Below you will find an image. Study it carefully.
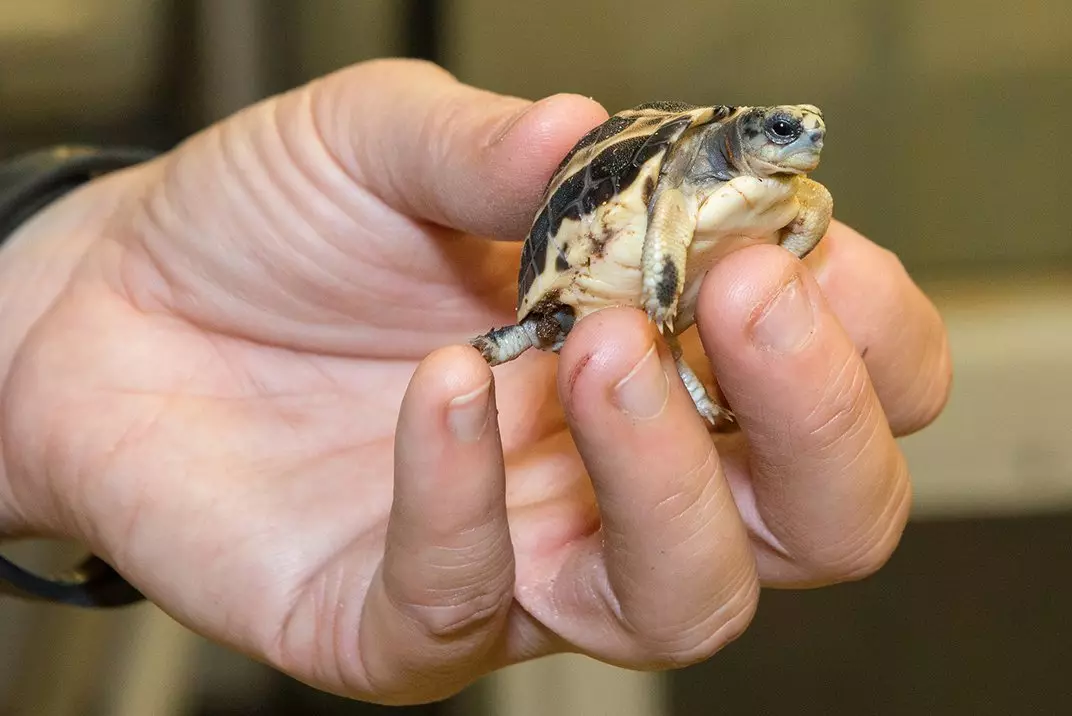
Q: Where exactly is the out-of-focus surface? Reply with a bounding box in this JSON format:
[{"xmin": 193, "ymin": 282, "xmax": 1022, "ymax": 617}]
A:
[
  {"xmin": 0, "ymin": 1, "xmax": 1069, "ymax": 714},
  {"xmin": 902, "ymin": 275, "xmax": 1072, "ymax": 518},
  {"xmin": 0, "ymin": 1, "xmax": 167, "ymax": 125},
  {"xmin": 444, "ymin": 0, "xmax": 1072, "ymax": 278}
]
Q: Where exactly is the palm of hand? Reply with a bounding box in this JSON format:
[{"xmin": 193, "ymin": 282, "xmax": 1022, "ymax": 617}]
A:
[
  {"xmin": 3, "ymin": 142, "xmax": 613, "ymax": 690},
  {"xmin": 0, "ymin": 60, "xmax": 946, "ymax": 705}
]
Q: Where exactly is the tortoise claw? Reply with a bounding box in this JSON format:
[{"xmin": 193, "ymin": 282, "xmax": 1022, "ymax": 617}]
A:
[{"xmin": 645, "ymin": 298, "xmax": 677, "ymax": 336}]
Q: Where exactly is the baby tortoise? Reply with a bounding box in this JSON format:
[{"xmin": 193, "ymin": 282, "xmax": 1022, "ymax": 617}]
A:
[{"xmin": 471, "ymin": 101, "xmax": 832, "ymax": 425}]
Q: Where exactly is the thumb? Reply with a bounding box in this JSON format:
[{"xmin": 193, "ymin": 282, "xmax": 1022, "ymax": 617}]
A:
[{"xmin": 311, "ymin": 58, "xmax": 609, "ymax": 239}]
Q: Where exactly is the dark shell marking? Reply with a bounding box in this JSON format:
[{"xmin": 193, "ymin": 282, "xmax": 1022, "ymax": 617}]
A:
[
  {"xmin": 550, "ymin": 114, "xmax": 638, "ymax": 179},
  {"xmin": 517, "ymin": 102, "xmax": 735, "ymax": 313}
]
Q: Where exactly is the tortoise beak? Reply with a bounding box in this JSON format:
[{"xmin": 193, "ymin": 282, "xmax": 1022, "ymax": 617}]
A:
[
  {"xmin": 784, "ymin": 127, "xmax": 824, "ymax": 171},
  {"xmin": 807, "ymin": 128, "xmax": 825, "ymax": 151}
]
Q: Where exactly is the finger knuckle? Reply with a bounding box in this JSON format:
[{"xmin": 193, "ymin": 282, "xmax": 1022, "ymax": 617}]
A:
[
  {"xmin": 649, "ymin": 446, "xmax": 722, "ymax": 527},
  {"xmin": 804, "ymin": 353, "xmax": 876, "ymax": 455},
  {"xmin": 397, "ymin": 587, "xmax": 513, "ymax": 641},
  {"xmin": 388, "ymin": 547, "xmax": 516, "ymax": 641},
  {"xmin": 899, "ymin": 316, "xmax": 954, "ymax": 436},
  {"xmin": 812, "ymin": 456, "xmax": 913, "ymax": 583},
  {"xmin": 876, "ymin": 247, "xmax": 954, "ymax": 433},
  {"xmin": 635, "ymin": 563, "xmax": 760, "ymax": 668}
]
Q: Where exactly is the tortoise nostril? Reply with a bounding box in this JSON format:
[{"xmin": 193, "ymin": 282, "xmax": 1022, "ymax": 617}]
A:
[{"xmin": 808, "ymin": 129, "xmax": 824, "ymax": 145}]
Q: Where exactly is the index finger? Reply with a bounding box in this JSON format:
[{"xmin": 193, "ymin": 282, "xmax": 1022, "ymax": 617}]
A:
[
  {"xmin": 546, "ymin": 307, "xmax": 759, "ymax": 667},
  {"xmin": 310, "ymin": 58, "xmax": 609, "ymax": 239}
]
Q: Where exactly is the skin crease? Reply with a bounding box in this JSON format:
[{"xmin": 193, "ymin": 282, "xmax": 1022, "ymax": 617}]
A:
[{"xmin": 0, "ymin": 59, "xmax": 951, "ymax": 704}]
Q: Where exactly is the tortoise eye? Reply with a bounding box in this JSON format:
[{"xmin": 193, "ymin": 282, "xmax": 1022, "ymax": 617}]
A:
[
  {"xmin": 763, "ymin": 115, "xmax": 801, "ymax": 144},
  {"xmin": 771, "ymin": 120, "xmax": 794, "ymax": 137}
]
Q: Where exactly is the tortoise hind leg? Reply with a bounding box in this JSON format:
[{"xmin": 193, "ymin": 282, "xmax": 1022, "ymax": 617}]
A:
[
  {"xmin": 470, "ymin": 304, "xmax": 576, "ymax": 365},
  {"xmin": 470, "ymin": 320, "xmax": 539, "ymax": 365},
  {"xmin": 665, "ymin": 334, "xmax": 735, "ymax": 426}
]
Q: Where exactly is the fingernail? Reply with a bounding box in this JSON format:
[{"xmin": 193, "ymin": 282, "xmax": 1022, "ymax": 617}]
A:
[
  {"xmin": 448, "ymin": 380, "xmax": 492, "ymax": 442},
  {"xmin": 750, "ymin": 272, "xmax": 815, "ymax": 353},
  {"xmin": 614, "ymin": 343, "xmax": 669, "ymax": 420}
]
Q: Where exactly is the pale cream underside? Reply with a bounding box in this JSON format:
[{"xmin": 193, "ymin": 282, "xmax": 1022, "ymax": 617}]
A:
[{"xmin": 520, "ymin": 167, "xmax": 804, "ymax": 336}]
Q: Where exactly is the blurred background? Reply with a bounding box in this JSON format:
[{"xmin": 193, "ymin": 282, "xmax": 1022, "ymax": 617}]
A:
[{"xmin": 1, "ymin": 1, "xmax": 1070, "ymax": 714}]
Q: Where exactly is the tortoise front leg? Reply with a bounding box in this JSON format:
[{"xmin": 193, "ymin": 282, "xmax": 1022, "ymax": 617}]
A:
[
  {"xmin": 779, "ymin": 177, "xmax": 833, "ymax": 258},
  {"xmin": 641, "ymin": 187, "xmax": 697, "ymax": 333}
]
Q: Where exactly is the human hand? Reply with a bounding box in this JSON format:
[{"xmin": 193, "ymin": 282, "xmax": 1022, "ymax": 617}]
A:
[{"xmin": 0, "ymin": 59, "xmax": 950, "ymax": 704}]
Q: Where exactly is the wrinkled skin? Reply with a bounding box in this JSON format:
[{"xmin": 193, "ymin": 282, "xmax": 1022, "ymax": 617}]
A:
[{"xmin": 0, "ymin": 60, "xmax": 951, "ymax": 704}]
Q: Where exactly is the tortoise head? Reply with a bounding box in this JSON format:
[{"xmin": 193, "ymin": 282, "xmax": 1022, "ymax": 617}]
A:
[{"xmin": 733, "ymin": 105, "xmax": 826, "ymax": 175}]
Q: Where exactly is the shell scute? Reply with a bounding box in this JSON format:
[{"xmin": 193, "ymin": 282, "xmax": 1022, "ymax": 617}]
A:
[
  {"xmin": 551, "ymin": 113, "xmax": 639, "ymax": 179},
  {"xmin": 632, "ymin": 115, "xmax": 694, "ymax": 167},
  {"xmin": 631, "ymin": 100, "xmax": 697, "ymax": 113},
  {"xmin": 516, "ymin": 103, "xmax": 735, "ymax": 315}
]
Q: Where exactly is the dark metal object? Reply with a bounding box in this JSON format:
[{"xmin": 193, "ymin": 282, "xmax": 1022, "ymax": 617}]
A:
[
  {"xmin": 0, "ymin": 552, "xmax": 144, "ymax": 608},
  {"xmin": 0, "ymin": 145, "xmax": 155, "ymax": 609},
  {"xmin": 0, "ymin": 145, "xmax": 158, "ymax": 239}
]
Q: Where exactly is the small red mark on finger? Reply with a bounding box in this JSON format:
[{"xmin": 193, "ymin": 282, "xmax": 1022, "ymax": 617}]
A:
[{"xmin": 566, "ymin": 353, "xmax": 593, "ymax": 395}]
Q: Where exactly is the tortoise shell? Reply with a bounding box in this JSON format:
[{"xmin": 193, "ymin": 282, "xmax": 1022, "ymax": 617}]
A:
[{"xmin": 515, "ymin": 101, "xmax": 735, "ymax": 320}]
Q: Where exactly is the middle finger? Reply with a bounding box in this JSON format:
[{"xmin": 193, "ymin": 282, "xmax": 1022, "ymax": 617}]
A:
[{"xmin": 545, "ymin": 307, "xmax": 759, "ymax": 667}]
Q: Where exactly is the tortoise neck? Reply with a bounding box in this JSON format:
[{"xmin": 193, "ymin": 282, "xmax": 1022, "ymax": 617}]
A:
[
  {"xmin": 686, "ymin": 123, "xmax": 739, "ymax": 183},
  {"xmin": 716, "ymin": 121, "xmax": 748, "ymax": 179}
]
